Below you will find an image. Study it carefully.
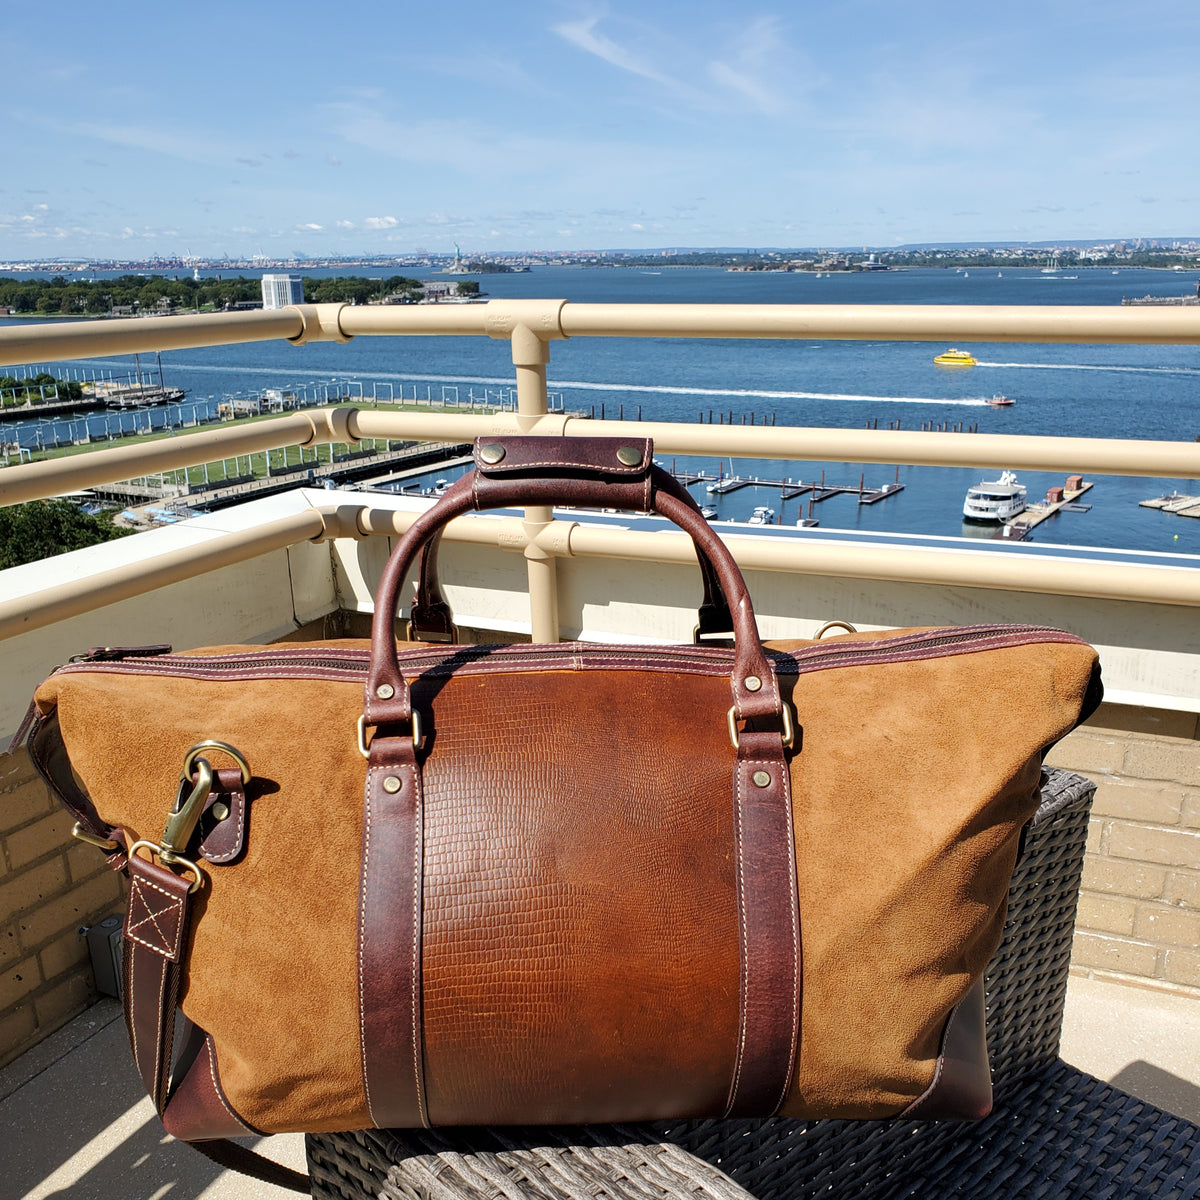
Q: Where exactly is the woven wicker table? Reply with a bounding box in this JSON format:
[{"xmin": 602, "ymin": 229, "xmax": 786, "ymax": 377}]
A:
[{"xmin": 307, "ymin": 770, "xmax": 1200, "ymax": 1200}]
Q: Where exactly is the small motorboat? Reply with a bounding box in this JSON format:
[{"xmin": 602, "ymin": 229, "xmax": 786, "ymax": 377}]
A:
[
  {"xmin": 700, "ymin": 505, "xmax": 718, "ymax": 520},
  {"xmin": 987, "ymin": 394, "xmax": 1014, "ymax": 407},
  {"xmin": 747, "ymin": 505, "xmax": 776, "ymax": 525}
]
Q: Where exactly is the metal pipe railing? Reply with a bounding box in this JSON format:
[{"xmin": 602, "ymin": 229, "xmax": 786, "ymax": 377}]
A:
[
  {"xmin": 0, "ymin": 308, "xmax": 305, "ymax": 368},
  {"xmin": 4, "ymin": 408, "xmax": 1199, "ymax": 512},
  {"xmin": 0, "ymin": 510, "xmax": 326, "ymax": 641},
  {"xmin": 5, "ymin": 500, "xmax": 1198, "ymax": 645},
  {"xmin": 348, "ymin": 412, "xmax": 1200, "ymax": 478},
  {"xmin": 2, "ymin": 301, "xmax": 1198, "ymax": 645},
  {"xmin": 3, "ymin": 300, "xmax": 1199, "ymax": 374},
  {"xmin": 0, "ymin": 410, "xmax": 354, "ymax": 508},
  {"xmin": 554, "ymin": 302, "xmax": 1200, "ymax": 343}
]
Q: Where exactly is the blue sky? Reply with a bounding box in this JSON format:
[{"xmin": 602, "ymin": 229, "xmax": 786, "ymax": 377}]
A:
[{"xmin": 2, "ymin": 1, "xmax": 1197, "ymax": 258}]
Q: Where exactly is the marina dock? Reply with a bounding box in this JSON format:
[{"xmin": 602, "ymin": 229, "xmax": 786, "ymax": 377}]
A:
[
  {"xmin": 997, "ymin": 480, "xmax": 1094, "ymax": 540},
  {"xmin": 676, "ymin": 469, "xmax": 904, "ymax": 506},
  {"xmin": 1140, "ymin": 492, "xmax": 1200, "ymax": 519}
]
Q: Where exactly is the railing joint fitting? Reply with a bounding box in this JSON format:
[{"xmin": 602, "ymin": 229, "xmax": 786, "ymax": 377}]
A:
[{"xmin": 288, "ymin": 304, "xmax": 353, "ymax": 345}]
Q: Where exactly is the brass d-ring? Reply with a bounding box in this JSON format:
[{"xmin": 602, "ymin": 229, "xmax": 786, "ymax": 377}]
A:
[
  {"xmin": 815, "ymin": 619, "xmax": 858, "ymax": 639},
  {"xmin": 180, "ymin": 740, "xmax": 251, "ymax": 786}
]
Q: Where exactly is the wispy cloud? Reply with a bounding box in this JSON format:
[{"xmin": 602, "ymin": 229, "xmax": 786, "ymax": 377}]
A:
[
  {"xmin": 553, "ymin": 16, "xmax": 680, "ymax": 89},
  {"xmin": 707, "ymin": 17, "xmax": 787, "ymax": 116},
  {"xmin": 46, "ymin": 116, "xmax": 237, "ymax": 166}
]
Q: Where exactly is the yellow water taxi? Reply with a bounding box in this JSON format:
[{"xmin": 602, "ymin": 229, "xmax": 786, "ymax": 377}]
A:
[{"xmin": 934, "ymin": 348, "xmax": 977, "ymax": 367}]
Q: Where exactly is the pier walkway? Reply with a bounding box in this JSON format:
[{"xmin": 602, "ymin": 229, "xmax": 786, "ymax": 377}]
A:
[
  {"xmin": 999, "ymin": 480, "xmax": 1094, "ymax": 541},
  {"xmin": 674, "ymin": 470, "xmax": 904, "ymax": 505}
]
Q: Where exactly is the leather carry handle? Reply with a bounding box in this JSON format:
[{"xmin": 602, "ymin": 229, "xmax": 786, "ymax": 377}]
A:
[
  {"xmin": 407, "ymin": 471, "xmax": 736, "ymax": 643},
  {"xmin": 366, "ymin": 436, "xmax": 787, "ymax": 731}
]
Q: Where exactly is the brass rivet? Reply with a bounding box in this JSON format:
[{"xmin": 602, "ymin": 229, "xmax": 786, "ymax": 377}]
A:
[
  {"xmin": 211, "ymin": 802, "xmax": 230, "ymax": 821},
  {"xmin": 376, "ymin": 683, "xmax": 395, "ymax": 700},
  {"xmin": 383, "ymin": 776, "xmax": 402, "ymax": 794},
  {"xmin": 752, "ymin": 771, "xmax": 772, "ymax": 788},
  {"xmin": 479, "ymin": 443, "xmax": 506, "ymax": 464},
  {"xmin": 744, "ymin": 676, "xmax": 762, "ymax": 692},
  {"xmin": 616, "ymin": 445, "xmax": 642, "ymax": 466}
]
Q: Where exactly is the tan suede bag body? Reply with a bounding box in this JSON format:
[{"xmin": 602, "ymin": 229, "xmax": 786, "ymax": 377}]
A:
[{"xmin": 28, "ymin": 437, "xmax": 1101, "ymax": 1152}]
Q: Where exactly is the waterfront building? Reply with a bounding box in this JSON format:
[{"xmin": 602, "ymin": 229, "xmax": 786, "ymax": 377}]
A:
[{"xmin": 261, "ymin": 273, "xmax": 305, "ymax": 309}]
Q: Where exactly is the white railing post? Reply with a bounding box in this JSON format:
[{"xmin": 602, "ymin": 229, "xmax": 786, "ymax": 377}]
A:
[{"xmin": 487, "ymin": 301, "xmax": 569, "ymax": 644}]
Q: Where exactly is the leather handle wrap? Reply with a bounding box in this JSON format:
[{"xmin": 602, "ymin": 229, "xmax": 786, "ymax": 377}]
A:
[{"xmin": 366, "ymin": 436, "xmax": 785, "ymax": 729}]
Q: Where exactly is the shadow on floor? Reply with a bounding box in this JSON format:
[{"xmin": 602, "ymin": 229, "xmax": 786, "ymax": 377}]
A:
[{"xmin": 1111, "ymin": 1060, "xmax": 1200, "ymax": 1125}]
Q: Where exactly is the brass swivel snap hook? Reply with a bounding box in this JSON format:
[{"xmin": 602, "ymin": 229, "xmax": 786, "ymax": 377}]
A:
[
  {"xmin": 161, "ymin": 757, "xmax": 215, "ymax": 863},
  {"xmin": 130, "ymin": 741, "xmax": 252, "ymax": 894},
  {"xmin": 162, "ymin": 740, "xmax": 251, "ymax": 860}
]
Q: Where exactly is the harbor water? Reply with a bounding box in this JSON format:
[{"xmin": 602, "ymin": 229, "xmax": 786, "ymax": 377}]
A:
[{"xmin": 3, "ymin": 267, "xmax": 1199, "ymax": 555}]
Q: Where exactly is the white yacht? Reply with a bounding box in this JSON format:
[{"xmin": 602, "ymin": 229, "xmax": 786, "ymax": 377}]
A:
[
  {"xmin": 747, "ymin": 505, "xmax": 776, "ymax": 525},
  {"xmin": 963, "ymin": 471, "xmax": 1027, "ymax": 523}
]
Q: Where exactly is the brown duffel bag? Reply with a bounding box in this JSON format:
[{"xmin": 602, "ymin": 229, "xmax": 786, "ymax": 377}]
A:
[{"xmin": 26, "ymin": 437, "xmax": 1101, "ymax": 1165}]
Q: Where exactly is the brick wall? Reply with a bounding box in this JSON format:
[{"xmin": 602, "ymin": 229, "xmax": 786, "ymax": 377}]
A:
[
  {"xmin": 0, "ymin": 747, "xmax": 124, "ymax": 1069},
  {"xmin": 1046, "ymin": 703, "xmax": 1200, "ymax": 997}
]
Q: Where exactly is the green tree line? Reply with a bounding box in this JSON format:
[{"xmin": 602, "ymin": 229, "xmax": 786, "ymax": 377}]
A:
[
  {"xmin": 0, "ymin": 274, "xmax": 426, "ymax": 315},
  {"xmin": 0, "ymin": 499, "xmax": 131, "ymax": 568}
]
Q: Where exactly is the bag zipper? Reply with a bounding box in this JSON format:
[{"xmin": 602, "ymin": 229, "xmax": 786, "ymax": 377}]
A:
[{"xmin": 49, "ymin": 624, "xmax": 1088, "ymax": 685}]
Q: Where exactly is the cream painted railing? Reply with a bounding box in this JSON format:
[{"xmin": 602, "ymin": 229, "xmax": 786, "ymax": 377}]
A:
[{"xmin": 2, "ymin": 301, "xmax": 1199, "ymax": 643}]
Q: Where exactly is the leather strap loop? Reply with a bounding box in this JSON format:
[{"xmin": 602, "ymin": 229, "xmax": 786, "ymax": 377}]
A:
[
  {"xmin": 724, "ymin": 729, "xmax": 802, "ymax": 1116},
  {"xmin": 358, "ymin": 736, "xmax": 430, "ymax": 1129}
]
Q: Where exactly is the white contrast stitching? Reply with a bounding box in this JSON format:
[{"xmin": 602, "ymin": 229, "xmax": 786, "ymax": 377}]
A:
[
  {"xmin": 773, "ymin": 753, "xmax": 802, "ymax": 1114},
  {"xmin": 204, "ymin": 788, "xmax": 247, "ymax": 864},
  {"xmin": 726, "ymin": 758, "xmax": 750, "ymax": 1115},
  {"xmin": 358, "ymin": 768, "xmax": 376, "ymax": 1126},
  {"xmin": 206, "ymin": 1038, "xmax": 255, "ymax": 1132},
  {"xmin": 126, "ymin": 876, "xmax": 183, "ymax": 957},
  {"xmin": 410, "ymin": 760, "xmax": 428, "ymax": 1128}
]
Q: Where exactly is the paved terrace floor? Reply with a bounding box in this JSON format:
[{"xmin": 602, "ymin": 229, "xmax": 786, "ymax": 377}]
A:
[{"xmin": 2, "ymin": 976, "xmax": 1198, "ymax": 1200}]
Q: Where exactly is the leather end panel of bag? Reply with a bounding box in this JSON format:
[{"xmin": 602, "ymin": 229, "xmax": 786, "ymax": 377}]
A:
[
  {"xmin": 163, "ymin": 1034, "xmax": 262, "ymax": 1141},
  {"xmin": 27, "ymin": 708, "xmax": 113, "ymax": 846},
  {"xmin": 899, "ymin": 973, "xmax": 992, "ymax": 1120}
]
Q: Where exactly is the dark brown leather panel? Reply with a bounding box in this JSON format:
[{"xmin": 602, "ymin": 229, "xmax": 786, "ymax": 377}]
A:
[
  {"xmin": 419, "ymin": 667, "xmax": 742, "ymax": 1125},
  {"xmin": 359, "ymin": 735, "xmax": 429, "ymax": 1129},
  {"xmin": 901, "ymin": 974, "xmax": 992, "ymax": 1119},
  {"xmin": 163, "ymin": 1034, "xmax": 261, "ymax": 1139},
  {"xmin": 28, "ymin": 710, "xmax": 116, "ymax": 851},
  {"xmin": 724, "ymin": 729, "xmax": 802, "ymax": 1117}
]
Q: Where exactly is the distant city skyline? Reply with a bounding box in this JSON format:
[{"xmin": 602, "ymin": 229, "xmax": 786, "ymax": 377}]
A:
[{"xmin": 3, "ymin": 1, "xmax": 1198, "ymax": 259}]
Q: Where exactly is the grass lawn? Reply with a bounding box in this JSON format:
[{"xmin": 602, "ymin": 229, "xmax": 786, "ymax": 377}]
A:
[{"xmin": 2, "ymin": 399, "xmax": 497, "ymax": 480}]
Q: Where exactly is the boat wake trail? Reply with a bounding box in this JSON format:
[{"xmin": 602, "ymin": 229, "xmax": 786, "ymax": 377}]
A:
[
  {"xmin": 978, "ymin": 361, "xmax": 1200, "ymax": 377},
  {"xmin": 89, "ymin": 361, "xmax": 986, "ymax": 407},
  {"xmin": 548, "ymin": 380, "xmax": 986, "ymax": 406}
]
